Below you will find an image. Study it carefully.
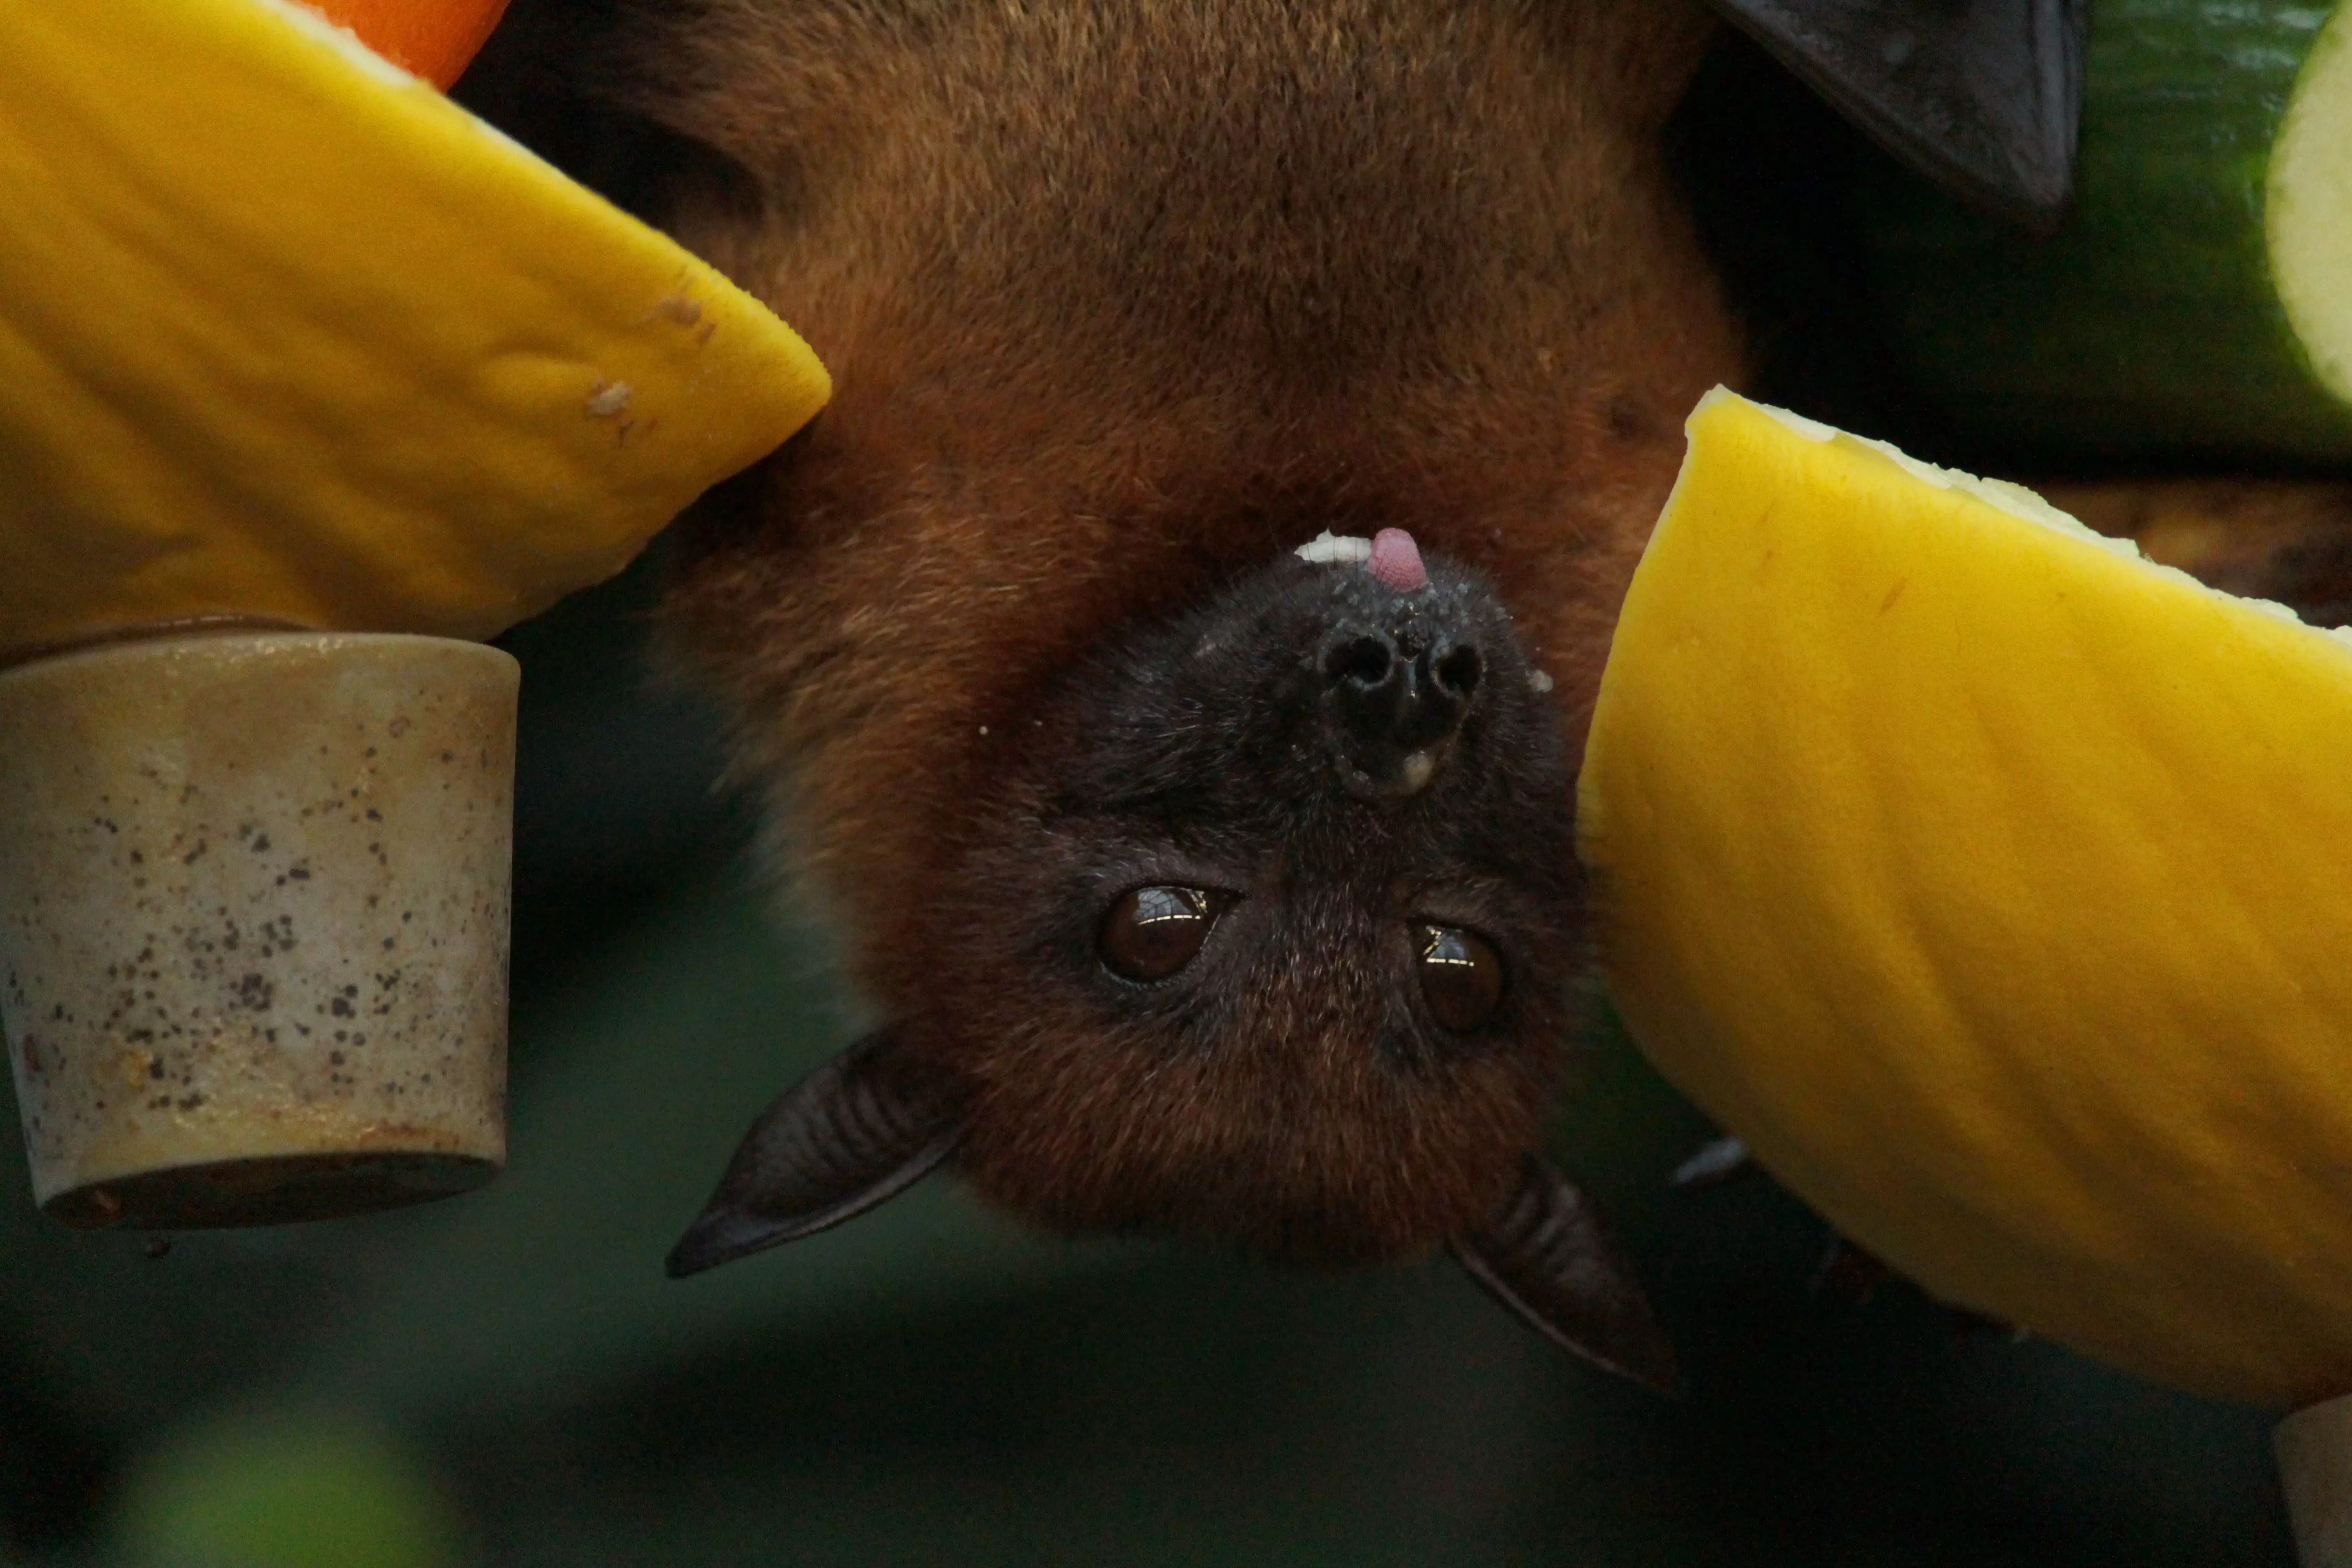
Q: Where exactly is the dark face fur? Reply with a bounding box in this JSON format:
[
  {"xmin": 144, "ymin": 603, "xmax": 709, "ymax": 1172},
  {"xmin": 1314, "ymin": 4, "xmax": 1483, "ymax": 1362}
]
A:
[
  {"xmin": 921, "ymin": 548, "xmax": 1578, "ymax": 1263},
  {"xmin": 534, "ymin": 0, "xmax": 1746, "ymax": 1383}
]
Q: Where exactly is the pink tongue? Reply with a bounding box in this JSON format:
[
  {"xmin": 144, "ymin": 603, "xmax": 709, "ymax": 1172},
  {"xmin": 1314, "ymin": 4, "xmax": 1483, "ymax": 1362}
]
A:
[{"xmin": 1369, "ymin": 528, "xmax": 1427, "ymax": 592}]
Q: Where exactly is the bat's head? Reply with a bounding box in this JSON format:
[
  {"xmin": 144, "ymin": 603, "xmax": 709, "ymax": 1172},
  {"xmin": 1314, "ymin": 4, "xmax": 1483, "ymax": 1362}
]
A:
[
  {"xmin": 671, "ymin": 530, "xmax": 1679, "ymax": 1391},
  {"xmin": 929, "ymin": 528, "xmax": 1577, "ymax": 1263}
]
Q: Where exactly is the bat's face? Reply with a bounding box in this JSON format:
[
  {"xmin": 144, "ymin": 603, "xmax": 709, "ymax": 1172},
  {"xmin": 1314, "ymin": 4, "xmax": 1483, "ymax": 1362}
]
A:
[
  {"xmin": 908, "ymin": 538, "xmax": 1580, "ymax": 1262},
  {"xmin": 668, "ymin": 527, "xmax": 1677, "ymax": 1386}
]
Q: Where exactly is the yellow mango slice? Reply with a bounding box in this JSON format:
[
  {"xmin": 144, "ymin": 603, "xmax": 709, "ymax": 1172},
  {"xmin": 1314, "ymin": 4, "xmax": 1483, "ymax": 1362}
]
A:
[
  {"xmin": 1579, "ymin": 388, "xmax": 2352, "ymax": 1406},
  {"xmin": 0, "ymin": 0, "xmax": 829, "ymax": 656}
]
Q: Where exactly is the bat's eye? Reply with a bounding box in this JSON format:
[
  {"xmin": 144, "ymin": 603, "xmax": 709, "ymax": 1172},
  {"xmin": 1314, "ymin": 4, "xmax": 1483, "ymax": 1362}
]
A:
[
  {"xmin": 1416, "ymin": 923, "xmax": 1504, "ymax": 1031},
  {"xmin": 1100, "ymin": 886, "xmax": 1228, "ymax": 983}
]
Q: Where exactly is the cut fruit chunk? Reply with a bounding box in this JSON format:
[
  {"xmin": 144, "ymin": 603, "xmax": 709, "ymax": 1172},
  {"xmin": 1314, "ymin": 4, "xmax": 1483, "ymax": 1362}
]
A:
[
  {"xmin": 2273, "ymin": 0, "xmax": 2352, "ymax": 421},
  {"xmin": 1578, "ymin": 388, "xmax": 2352, "ymax": 1406},
  {"xmin": 0, "ymin": 0, "xmax": 830, "ymax": 657}
]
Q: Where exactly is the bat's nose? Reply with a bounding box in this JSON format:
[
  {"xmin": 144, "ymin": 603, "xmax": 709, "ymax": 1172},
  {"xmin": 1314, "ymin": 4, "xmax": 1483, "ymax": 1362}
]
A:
[{"xmin": 1318, "ymin": 623, "xmax": 1483, "ymax": 798}]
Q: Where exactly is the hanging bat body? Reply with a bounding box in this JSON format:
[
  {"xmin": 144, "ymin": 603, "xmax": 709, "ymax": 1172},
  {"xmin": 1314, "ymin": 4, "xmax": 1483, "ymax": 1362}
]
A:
[{"xmin": 485, "ymin": 0, "xmax": 2087, "ymax": 1388}]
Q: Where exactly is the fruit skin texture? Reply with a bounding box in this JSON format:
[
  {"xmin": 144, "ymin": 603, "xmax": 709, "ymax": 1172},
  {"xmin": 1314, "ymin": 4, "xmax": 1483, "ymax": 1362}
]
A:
[
  {"xmin": 0, "ymin": 0, "xmax": 830, "ymax": 657},
  {"xmin": 1579, "ymin": 389, "xmax": 2352, "ymax": 1406},
  {"xmin": 299, "ymin": 0, "xmax": 510, "ymax": 88}
]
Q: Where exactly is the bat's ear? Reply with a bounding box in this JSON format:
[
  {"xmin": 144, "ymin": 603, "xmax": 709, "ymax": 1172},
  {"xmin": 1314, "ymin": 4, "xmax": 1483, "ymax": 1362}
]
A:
[
  {"xmin": 666, "ymin": 1028, "xmax": 964, "ymax": 1279},
  {"xmin": 1703, "ymin": 0, "xmax": 2088, "ymax": 231},
  {"xmin": 1451, "ymin": 1154, "xmax": 1681, "ymax": 1394}
]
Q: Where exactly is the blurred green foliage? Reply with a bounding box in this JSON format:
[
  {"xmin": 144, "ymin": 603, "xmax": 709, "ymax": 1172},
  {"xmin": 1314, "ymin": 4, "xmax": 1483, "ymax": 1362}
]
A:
[{"xmin": 110, "ymin": 1409, "xmax": 456, "ymax": 1568}]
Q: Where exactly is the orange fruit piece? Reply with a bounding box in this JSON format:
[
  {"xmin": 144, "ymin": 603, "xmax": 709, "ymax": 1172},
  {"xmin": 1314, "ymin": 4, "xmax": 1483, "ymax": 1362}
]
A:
[{"xmin": 296, "ymin": 0, "xmax": 510, "ymax": 88}]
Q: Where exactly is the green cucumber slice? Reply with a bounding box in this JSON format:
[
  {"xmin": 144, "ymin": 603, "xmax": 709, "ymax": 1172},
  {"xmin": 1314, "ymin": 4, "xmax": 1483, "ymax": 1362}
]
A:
[
  {"xmin": 1863, "ymin": 0, "xmax": 2352, "ymax": 466},
  {"xmin": 2274, "ymin": 4, "xmax": 2352, "ymax": 417}
]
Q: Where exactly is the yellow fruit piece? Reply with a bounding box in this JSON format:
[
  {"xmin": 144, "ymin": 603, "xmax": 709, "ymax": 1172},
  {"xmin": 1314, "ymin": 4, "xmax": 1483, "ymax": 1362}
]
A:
[
  {"xmin": 1579, "ymin": 388, "xmax": 2352, "ymax": 1406},
  {"xmin": 0, "ymin": 0, "xmax": 829, "ymax": 656}
]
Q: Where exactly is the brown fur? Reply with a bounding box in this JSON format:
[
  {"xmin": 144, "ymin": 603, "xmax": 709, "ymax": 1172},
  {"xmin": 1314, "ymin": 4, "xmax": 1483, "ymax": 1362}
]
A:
[{"xmin": 615, "ymin": 0, "xmax": 1744, "ymax": 1256}]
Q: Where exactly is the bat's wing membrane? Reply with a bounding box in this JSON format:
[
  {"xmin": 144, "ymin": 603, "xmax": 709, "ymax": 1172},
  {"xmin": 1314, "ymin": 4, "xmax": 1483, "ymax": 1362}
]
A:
[
  {"xmin": 666, "ymin": 1028, "xmax": 962, "ymax": 1278},
  {"xmin": 1706, "ymin": 0, "xmax": 2089, "ymax": 230}
]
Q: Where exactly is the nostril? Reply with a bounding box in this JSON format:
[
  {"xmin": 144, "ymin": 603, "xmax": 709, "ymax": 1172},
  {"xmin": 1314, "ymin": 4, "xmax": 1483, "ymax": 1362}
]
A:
[
  {"xmin": 1324, "ymin": 634, "xmax": 1394, "ymax": 689},
  {"xmin": 1433, "ymin": 644, "xmax": 1482, "ymax": 700}
]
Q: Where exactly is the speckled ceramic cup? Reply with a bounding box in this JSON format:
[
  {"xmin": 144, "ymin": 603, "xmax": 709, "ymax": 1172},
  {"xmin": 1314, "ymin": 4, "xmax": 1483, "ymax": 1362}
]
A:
[{"xmin": 0, "ymin": 632, "xmax": 516, "ymax": 1228}]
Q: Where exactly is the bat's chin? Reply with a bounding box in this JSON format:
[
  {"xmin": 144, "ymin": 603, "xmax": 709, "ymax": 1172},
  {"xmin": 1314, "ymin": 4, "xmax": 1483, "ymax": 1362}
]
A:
[{"xmin": 947, "ymin": 1026, "xmax": 1563, "ymax": 1266}]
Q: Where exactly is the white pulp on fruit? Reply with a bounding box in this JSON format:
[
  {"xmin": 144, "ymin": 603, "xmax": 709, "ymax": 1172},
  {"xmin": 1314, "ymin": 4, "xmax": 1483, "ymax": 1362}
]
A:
[{"xmin": 2271, "ymin": 3, "xmax": 2352, "ymax": 410}]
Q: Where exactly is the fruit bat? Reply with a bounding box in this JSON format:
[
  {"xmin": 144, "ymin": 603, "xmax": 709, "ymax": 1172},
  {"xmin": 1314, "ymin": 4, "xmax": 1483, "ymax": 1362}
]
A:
[{"xmin": 471, "ymin": 0, "xmax": 2088, "ymax": 1392}]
